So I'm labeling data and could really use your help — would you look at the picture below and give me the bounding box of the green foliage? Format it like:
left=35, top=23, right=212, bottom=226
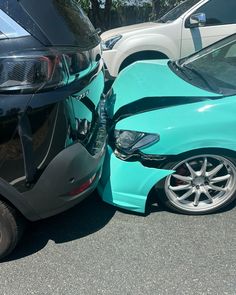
left=78, top=0, right=184, bottom=29
left=78, top=0, right=183, bottom=12
left=77, top=0, right=90, bottom=12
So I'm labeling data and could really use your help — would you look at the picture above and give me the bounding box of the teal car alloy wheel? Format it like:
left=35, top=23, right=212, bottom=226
left=162, top=154, right=236, bottom=214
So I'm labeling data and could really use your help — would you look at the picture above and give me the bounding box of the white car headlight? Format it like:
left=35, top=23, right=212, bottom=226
left=102, top=35, right=122, bottom=51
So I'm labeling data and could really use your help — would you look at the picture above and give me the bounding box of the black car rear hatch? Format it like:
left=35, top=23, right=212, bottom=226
left=0, top=0, right=100, bottom=49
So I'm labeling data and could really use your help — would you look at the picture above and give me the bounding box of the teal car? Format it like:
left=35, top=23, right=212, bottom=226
left=99, top=33, right=236, bottom=215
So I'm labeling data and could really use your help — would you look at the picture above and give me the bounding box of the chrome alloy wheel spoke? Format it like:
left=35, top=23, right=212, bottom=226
left=200, top=157, right=208, bottom=176
left=207, top=184, right=227, bottom=192
left=169, top=184, right=192, bottom=191
left=206, top=163, right=224, bottom=179
left=210, top=174, right=231, bottom=183
left=204, top=188, right=214, bottom=204
left=185, top=162, right=198, bottom=177
left=172, top=174, right=192, bottom=182
left=177, top=187, right=195, bottom=201
left=193, top=190, right=201, bottom=207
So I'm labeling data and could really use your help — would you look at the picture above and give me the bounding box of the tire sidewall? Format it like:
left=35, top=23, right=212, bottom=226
left=0, top=210, right=16, bottom=259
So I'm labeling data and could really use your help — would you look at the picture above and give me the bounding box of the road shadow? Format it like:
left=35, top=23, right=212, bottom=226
left=5, top=189, right=236, bottom=261
left=115, top=200, right=163, bottom=217
left=6, top=192, right=116, bottom=261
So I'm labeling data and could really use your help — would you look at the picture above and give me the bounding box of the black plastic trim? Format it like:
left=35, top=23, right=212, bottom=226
left=80, top=95, right=96, bottom=124
left=18, top=113, right=37, bottom=184
left=0, top=177, right=40, bottom=220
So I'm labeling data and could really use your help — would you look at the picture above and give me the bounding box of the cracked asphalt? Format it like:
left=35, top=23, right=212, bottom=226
left=1, top=192, right=236, bottom=295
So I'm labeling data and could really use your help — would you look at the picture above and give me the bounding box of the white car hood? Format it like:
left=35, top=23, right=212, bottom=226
left=101, top=22, right=164, bottom=40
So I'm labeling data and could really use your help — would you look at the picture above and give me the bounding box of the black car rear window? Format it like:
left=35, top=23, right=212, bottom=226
left=0, top=0, right=100, bottom=49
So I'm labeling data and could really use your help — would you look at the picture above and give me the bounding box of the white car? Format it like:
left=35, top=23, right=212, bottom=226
left=101, top=0, right=236, bottom=78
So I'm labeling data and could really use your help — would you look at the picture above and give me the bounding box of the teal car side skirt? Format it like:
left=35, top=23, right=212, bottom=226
left=98, top=147, right=174, bottom=213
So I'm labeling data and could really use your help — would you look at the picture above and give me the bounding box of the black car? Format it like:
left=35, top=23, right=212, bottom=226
left=0, top=0, right=106, bottom=259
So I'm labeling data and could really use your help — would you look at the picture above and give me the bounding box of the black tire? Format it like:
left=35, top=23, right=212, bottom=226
left=156, top=153, right=236, bottom=215
left=0, top=200, right=25, bottom=260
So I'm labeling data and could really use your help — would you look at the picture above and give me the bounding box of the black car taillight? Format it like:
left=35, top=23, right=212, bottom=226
left=0, top=48, right=91, bottom=93
left=63, top=52, right=90, bottom=76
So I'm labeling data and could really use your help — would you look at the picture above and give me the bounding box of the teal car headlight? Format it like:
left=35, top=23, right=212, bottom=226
left=102, top=35, right=122, bottom=51
left=114, top=130, right=160, bottom=154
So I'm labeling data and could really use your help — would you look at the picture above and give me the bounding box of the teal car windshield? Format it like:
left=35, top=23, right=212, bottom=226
left=173, top=34, right=236, bottom=95
left=158, top=0, right=200, bottom=23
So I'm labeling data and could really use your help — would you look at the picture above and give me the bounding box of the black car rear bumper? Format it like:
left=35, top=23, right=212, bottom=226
left=21, top=139, right=106, bottom=220
left=0, top=97, right=107, bottom=221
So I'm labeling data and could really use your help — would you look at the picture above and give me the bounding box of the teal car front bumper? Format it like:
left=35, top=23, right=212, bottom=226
left=98, top=147, right=173, bottom=213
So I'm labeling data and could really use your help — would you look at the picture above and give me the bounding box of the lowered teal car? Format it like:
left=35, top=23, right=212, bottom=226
left=99, top=33, right=236, bottom=215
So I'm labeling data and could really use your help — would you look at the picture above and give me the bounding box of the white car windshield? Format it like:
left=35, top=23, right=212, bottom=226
left=158, top=0, right=200, bottom=23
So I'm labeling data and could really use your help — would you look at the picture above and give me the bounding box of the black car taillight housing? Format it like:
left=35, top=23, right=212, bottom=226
left=0, top=48, right=91, bottom=93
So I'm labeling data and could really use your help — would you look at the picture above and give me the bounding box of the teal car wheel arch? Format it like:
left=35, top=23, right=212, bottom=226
left=98, top=147, right=174, bottom=213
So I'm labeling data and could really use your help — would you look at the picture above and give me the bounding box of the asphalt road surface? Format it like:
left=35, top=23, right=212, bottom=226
left=1, top=192, right=236, bottom=295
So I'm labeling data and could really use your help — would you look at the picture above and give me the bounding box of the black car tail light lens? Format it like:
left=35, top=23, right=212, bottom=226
left=68, top=174, right=96, bottom=196
left=114, top=130, right=160, bottom=154
left=0, top=48, right=91, bottom=93
left=63, top=52, right=90, bottom=76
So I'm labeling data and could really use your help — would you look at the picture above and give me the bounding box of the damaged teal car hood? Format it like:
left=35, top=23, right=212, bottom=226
left=112, top=60, right=220, bottom=113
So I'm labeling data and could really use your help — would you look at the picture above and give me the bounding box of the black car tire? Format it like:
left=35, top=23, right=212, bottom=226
left=157, top=153, right=236, bottom=215
left=0, top=200, right=25, bottom=260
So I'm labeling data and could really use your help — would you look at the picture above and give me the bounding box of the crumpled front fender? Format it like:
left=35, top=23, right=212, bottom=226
left=98, top=147, right=174, bottom=213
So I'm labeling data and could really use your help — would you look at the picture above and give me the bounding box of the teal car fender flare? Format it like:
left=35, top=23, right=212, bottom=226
left=98, top=147, right=174, bottom=213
